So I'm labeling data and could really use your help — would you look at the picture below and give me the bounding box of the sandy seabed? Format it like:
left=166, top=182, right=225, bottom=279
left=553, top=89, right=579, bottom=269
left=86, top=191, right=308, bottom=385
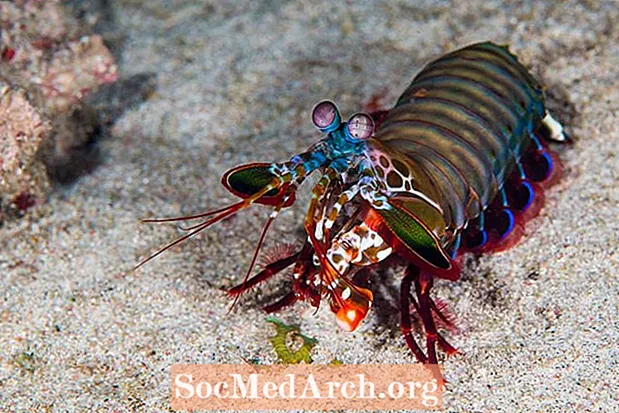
left=1, top=1, right=618, bottom=412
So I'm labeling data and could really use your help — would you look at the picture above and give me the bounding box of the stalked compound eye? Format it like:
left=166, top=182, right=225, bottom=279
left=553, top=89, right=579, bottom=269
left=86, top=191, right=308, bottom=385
left=311, top=100, right=341, bottom=133
left=345, top=113, right=374, bottom=141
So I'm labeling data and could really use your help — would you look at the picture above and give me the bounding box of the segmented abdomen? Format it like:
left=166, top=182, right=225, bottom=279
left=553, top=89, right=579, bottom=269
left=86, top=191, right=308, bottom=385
left=374, top=42, right=547, bottom=238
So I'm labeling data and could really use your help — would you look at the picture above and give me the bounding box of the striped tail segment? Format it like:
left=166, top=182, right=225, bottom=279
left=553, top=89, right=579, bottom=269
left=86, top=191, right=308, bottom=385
left=375, top=41, right=564, bottom=254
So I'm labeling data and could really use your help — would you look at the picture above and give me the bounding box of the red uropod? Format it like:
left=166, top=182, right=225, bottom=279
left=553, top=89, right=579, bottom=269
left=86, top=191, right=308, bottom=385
left=136, top=42, right=568, bottom=370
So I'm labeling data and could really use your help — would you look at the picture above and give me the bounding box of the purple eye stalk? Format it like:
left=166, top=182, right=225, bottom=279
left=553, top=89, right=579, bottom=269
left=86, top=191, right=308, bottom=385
left=312, top=100, right=341, bottom=133
left=312, top=100, right=375, bottom=141
left=345, top=113, right=375, bottom=141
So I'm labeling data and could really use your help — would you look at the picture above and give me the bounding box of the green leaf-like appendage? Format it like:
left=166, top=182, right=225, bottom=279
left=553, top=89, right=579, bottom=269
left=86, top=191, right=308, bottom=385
left=224, top=163, right=279, bottom=198
left=378, top=201, right=451, bottom=270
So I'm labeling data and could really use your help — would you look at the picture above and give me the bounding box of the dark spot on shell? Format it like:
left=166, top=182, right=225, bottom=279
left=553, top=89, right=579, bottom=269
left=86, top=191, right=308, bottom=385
left=386, top=171, right=403, bottom=188
left=375, top=167, right=385, bottom=179
left=379, top=156, right=389, bottom=168
left=391, top=158, right=409, bottom=177
left=404, top=180, right=412, bottom=191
